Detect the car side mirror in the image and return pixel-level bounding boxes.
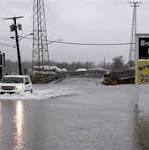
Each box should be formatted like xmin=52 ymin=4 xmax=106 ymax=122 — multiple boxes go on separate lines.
xmin=25 ymin=82 xmax=29 ymax=84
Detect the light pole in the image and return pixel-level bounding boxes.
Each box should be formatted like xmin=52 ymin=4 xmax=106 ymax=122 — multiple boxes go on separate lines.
xmin=129 ymin=2 xmax=141 ymax=66
xmin=18 ymin=33 xmax=33 ymax=41
xmin=48 ymin=39 xmax=63 ymax=44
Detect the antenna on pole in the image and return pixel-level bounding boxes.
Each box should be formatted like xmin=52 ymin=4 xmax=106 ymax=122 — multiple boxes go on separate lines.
xmin=32 ymin=0 xmax=50 ymax=81
xmin=128 ymin=1 xmax=141 ymax=67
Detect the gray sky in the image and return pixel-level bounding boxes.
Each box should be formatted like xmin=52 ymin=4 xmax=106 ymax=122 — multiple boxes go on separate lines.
xmin=0 ymin=0 xmax=149 ymax=64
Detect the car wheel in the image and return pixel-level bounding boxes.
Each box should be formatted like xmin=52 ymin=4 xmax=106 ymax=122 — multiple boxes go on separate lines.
xmin=31 ymin=89 xmax=33 ymax=93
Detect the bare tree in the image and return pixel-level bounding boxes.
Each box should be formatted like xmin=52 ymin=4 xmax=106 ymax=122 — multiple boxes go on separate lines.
xmin=112 ymin=56 xmax=125 ymax=71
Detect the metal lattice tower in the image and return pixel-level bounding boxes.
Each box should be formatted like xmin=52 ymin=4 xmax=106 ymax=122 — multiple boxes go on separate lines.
xmin=129 ymin=1 xmax=141 ymax=63
xmin=32 ymin=0 xmax=49 ymax=77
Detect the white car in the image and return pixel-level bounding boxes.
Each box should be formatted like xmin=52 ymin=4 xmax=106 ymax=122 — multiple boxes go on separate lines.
xmin=0 ymin=75 xmax=33 ymax=94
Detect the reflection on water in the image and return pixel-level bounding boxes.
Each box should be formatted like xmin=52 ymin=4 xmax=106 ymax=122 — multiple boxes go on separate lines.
xmin=14 ymin=101 xmax=24 ymax=150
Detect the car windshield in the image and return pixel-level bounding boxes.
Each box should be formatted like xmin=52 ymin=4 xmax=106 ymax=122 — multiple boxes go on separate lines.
xmin=1 ymin=77 xmax=24 ymax=83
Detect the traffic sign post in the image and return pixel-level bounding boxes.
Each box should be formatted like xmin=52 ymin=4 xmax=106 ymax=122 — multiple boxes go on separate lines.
xmin=0 ymin=53 xmax=5 ymax=80
xmin=0 ymin=53 xmax=5 ymax=67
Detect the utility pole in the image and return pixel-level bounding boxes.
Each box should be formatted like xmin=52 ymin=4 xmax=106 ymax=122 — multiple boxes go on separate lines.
xmin=4 ymin=16 xmax=23 ymax=75
xmin=128 ymin=2 xmax=141 ymax=66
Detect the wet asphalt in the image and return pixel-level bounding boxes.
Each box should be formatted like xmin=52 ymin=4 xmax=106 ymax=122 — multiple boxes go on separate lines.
xmin=0 ymin=78 xmax=148 ymax=150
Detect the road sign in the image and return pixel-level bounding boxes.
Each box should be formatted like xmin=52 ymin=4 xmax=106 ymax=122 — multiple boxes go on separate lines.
xmin=0 ymin=53 xmax=5 ymax=67
xmin=136 ymin=60 xmax=149 ymax=84
xmin=135 ymin=34 xmax=149 ymax=84
xmin=139 ymin=37 xmax=149 ymax=59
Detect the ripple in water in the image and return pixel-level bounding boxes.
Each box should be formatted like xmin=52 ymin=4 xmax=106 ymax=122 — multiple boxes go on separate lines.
xmin=0 ymin=87 xmax=80 ymax=100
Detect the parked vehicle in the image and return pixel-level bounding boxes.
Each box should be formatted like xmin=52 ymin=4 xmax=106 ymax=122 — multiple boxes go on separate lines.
xmin=0 ymin=75 xmax=33 ymax=94
xmin=102 ymin=69 xmax=135 ymax=85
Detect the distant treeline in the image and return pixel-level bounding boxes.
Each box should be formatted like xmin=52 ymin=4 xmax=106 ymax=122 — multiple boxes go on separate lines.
xmin=3 ymin=56 xmax=134 ymax=75
xmin=4 ymin=60 xmax=96 ymax=74
xmin=100 ymin=56 xmax=134 ymax=71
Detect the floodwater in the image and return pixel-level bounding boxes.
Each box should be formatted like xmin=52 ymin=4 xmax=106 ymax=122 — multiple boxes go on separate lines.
xmin=135 ymin=86 xmax=149 ymax=150
xmin=0 ymin=78 xmax=148 ymax=150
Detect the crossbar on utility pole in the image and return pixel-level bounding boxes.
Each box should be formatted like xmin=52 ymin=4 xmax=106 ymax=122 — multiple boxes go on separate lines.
xmin=4 ymin=16 xmax=23 ymax=75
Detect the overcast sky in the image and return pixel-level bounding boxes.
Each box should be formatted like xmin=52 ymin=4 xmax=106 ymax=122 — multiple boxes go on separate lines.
xmin=0 ymin=0 xmax=149 ymax=64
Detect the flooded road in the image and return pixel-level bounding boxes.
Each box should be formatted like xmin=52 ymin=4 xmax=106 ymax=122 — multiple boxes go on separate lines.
xmin=135 ymin=86 xmax=149 ymax=150
xmin=0 ymin=78 xmax=147 ymax=150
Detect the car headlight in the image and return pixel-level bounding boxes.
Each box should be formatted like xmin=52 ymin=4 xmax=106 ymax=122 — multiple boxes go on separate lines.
xmin=16 ymin=85 xmax=23 ymax=90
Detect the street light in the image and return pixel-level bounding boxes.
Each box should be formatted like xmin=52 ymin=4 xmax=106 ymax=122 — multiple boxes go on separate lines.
xmin=48 ymin=39 xmax=63 ymax=44
xmin=10 ymin=33 xmax=33 ymax=41
xmin=18 ymin=33 xmax=33 ymax=41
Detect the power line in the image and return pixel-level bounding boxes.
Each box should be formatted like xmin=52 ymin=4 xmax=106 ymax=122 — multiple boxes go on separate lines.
xmin=52 ymin=41 xmax=135 ymax=46
xmin=0 ymin=41 xmax=14 ymax=47
xmin=21 ymin=37 xmax=135 ymax=46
